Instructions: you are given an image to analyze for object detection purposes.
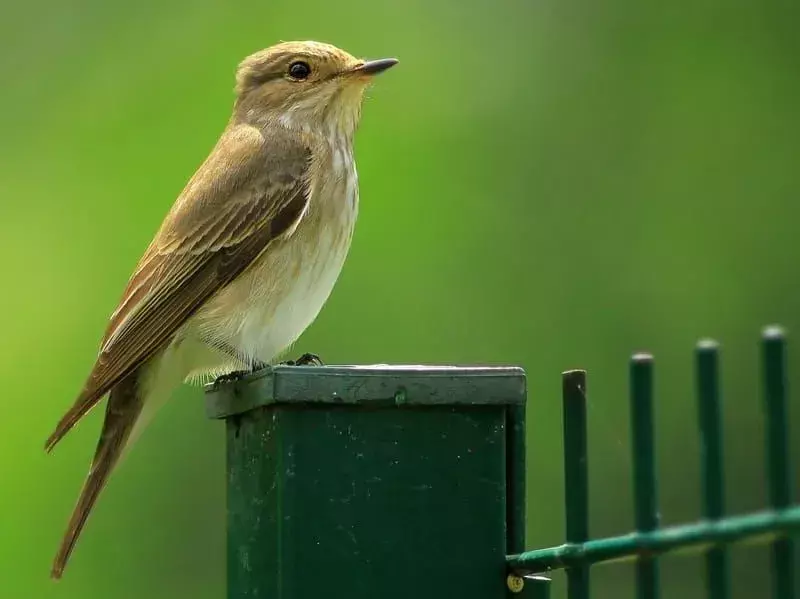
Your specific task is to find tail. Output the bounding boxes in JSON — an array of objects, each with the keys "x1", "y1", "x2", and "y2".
[{"x1": 51, "y1": 371, "x2": 143, "y2": 579}]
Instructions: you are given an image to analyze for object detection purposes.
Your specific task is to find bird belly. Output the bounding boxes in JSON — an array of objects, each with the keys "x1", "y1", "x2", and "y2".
[
  {"x1": 185, "y1": 202, "x2": 356, "y2": 373},
  {"x1": 232, "y1": 231, "x2": 351, "y2": 361}
]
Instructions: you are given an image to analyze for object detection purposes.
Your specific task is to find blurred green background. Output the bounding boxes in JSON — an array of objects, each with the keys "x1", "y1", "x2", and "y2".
[{"x1": 1, "y1": 0, "x2": 798, "y2": 597}]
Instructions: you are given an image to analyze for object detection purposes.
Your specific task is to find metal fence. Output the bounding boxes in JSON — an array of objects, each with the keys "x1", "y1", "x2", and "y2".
[
  {"x1": 207, "y1": 327, "x2": 798, "y2": 599},
  {"x1": 506, "y1": 326, "x2": 799, "y2": 598}
]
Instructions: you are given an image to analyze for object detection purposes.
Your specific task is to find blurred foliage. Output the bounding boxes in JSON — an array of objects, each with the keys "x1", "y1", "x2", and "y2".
[{"x1": 0, "y1": 0, "x2": 798, "y2": 597}]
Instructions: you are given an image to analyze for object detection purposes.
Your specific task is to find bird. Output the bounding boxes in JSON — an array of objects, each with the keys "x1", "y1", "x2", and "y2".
[{"x1": 45, "y1": 40, "x2": 397, "y2": 579}]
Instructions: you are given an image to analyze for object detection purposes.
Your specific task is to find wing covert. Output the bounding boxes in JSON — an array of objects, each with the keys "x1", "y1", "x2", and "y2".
[{"x1": 45, "y1": 125, "x2": 311, "y2": 451}]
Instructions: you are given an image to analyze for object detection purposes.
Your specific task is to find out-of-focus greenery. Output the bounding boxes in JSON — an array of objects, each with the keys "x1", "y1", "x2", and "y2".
[{"x1": 1, "y1": 1, "x2": 798, "y2": 597}]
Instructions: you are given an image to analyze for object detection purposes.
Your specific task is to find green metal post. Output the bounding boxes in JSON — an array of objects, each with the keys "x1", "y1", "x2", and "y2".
[
  {"x1": 562, "y1": 370, "x2": 589, "y2": 599},
  {"x1": 205, "y1": 364, "x2": 527, "y2": 599},
  {"x1": 762, "y1": 327, "x2": 796, "y2": 599},
  {"x1": 696, "y1": 340, "x2": 729, "y2": 599},
  {"x1": 507, "y1": 403, "x2": 527, "y2": 556},
  {"x1": 505, "y1": 402, "x2": 553, "y2": 598},
  {"x1": 630, "y1": 354, "x2": 659, "y2": 599}
]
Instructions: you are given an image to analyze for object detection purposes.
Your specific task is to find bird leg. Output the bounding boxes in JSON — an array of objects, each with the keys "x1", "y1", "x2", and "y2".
[
  {"x1": 211, "y1": 369, "x2": 248, "y2": 388},
  {"x1": 211, "y1": 360, "x2": 268, "y2": 388},
  {"x1": 209, "y1": 340, "x2": 270, "y2": 388},
  {"x1": 249, "y1": 359, "x2": 269, "y2": 372},
  {"x1": 210, "y1": 345, "x2": 322, "y2": 388}
]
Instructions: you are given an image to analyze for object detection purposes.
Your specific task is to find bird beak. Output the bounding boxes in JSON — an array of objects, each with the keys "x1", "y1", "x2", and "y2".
[{"x1": 350, "y1": 58, "x2": 399, "y2": 77}]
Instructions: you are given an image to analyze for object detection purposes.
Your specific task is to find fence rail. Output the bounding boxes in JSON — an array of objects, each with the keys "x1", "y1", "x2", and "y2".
[
  {"x1": 506, "y1": 326, "x2": 797, "y2": 599},
  {"x1": 208, "y1": 327, "x2": 797, "y2": 599}
]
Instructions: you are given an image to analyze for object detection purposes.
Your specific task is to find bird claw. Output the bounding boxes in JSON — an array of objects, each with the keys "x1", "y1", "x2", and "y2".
[
  {"x1": 281, "y1": 353, "x2": 324, "y2": 367},
  {"x1": 211, "y1": 361, "x2": 269, "y2": 389},
  {"x1": 212, "y1": 370, "x2": 249, "y2": 388},
  {"x1": 250, "y1": 360, "x2": 268, "y2": 373},
  {"x1": 214, "y1": 356, "x2": 322, "y2": 386}
]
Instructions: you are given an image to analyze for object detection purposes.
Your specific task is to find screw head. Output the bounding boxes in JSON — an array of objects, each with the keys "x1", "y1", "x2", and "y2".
[{"x1": 507, "y1": 574, "x2": 525, "y2": 593}]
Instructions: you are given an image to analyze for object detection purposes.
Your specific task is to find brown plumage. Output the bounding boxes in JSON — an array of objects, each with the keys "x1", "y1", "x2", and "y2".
[
  {"x1": 46, "y1": 41, "x2": 397, "y2": 578},
  {"x1": 50, "y1": 371, "x2": 142, "y2": 575},
  {"x1": 45, "y1": 127, "x2": 311, "y2": 454}
]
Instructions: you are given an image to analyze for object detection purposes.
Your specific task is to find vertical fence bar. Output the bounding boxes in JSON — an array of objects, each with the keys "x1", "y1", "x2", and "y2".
[
  {"x1": 630, "y1": 354, "x2": 660, "y2": 599},
  {"x1": 696, "y1": 340, "x2": 729, "y2": 599},
  {"x1": 762, "y1": 326, "x2": 796, "y2": 599},
  {"x1": 563, "y1": 370, "x2": 589, "y2": 599}
]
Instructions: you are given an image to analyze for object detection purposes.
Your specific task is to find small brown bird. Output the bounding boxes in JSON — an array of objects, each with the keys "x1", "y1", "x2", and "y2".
[{"x1": 45, "y1": 40, "x2": 397, "y2": 578}]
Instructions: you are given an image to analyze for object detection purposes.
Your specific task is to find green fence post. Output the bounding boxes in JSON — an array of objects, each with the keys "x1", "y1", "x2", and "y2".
[
  {"x1": 762, "y1": 327, "x2": 796, "y2": 599},
  {"x1": 630, "y1": 354, "x2": 660, "y2": 599},
  {"x1": 562, "y1": 370, "x2": 589, "y2": 599},
  {"x1": 696, "y1": 340, "x2": 729, "y2": 599},
  {"x1": 205, "y1": 364, "x2": 527, "y2": 599}
]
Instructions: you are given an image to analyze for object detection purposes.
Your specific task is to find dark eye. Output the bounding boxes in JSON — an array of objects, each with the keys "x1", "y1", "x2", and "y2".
[{"x1": 288, "y1": 61, "x2": 311, "y2": 80}]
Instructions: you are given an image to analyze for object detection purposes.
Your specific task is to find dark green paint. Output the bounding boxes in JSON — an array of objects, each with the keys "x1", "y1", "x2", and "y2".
[
  {"x1": 562, "y1": 370, "x2": 589, "y2": 599},
  {"x1": 206, "y1": 365, "x2": 526, "y2": 419},
  {"x1": 520, "y1": 576, "x2": 551, "y2": 598},
  {"x1": 696, "y1": 340, "x2": 729, "y2": 599},
  {"x1": 507, "y1": 505, "x2": 800, "y2": 572},
  {"x1": 505, "y1": 400, "x2": 552, "y2": 598},
  {"x1": 210, "y1": 365, "x2": 527, "y2": 599},
  {"x1": 762, "y1": 327, "x2": 796, "y2": 599},
  {"x1": 630, "y1": 354, "x2": 659, "y2": 599},
  {"x1": 508, "y1": 327, "x2": 799, "y2": 594},
  {"x1": 506, "y1": 403, "x2": 527, "y2": 555},
  {"x1": 207, "y1": 331, "x2": 800, "y2": 599}
]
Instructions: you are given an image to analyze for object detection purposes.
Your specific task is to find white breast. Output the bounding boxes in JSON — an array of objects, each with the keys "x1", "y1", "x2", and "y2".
[{"x1": 183, "y1": 144, "x2": 359, "y2": 375}]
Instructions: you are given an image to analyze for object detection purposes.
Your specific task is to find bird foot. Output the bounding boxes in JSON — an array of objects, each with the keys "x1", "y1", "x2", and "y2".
[
  {"x1": 212, "y1": 361, "x2": 269, "y2": 388},
  {"x1": 281, "y1": 353, "x2": 324, "y2": 366},
  {"x1": 249, "y1": 360, "x2": 269, "y2": 373},
  {"x1": 211, "y1": 370, "x2": 249, "y2": 388}
]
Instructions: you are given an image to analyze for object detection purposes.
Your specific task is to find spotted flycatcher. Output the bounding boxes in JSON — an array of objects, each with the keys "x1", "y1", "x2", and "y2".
[{"x1": 45, "y1": 40, "x2": 397, "y2": 578}]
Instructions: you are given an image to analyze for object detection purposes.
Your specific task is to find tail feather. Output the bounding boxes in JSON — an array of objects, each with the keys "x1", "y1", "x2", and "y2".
[{"x1": 51, "y1": 372, "x2": 143, "y2": 579}]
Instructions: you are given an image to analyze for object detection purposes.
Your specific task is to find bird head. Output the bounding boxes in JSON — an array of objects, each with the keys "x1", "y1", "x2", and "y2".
[{"x1": 234, "y1": 41, "x2": 398, "y2": 139}]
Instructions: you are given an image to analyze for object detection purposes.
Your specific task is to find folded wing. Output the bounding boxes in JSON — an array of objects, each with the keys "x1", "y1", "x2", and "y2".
[{"x1": 45, "y1": 125, "x2": 311, "y2": 451}]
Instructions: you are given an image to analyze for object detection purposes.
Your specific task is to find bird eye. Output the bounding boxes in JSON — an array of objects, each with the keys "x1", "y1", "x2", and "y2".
[{"x1": 288, "y1": 61, "x2": 311, "y2": 80}]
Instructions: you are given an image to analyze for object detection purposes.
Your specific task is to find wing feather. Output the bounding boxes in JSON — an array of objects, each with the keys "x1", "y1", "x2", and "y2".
[{"x1": 45, "y1": 125, "x2": 311, "y2": 451}]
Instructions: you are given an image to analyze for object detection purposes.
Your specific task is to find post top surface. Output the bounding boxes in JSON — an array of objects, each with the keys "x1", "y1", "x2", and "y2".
[{"x1": 204, "y1": 364, "x2": 526, "y2": 419}]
